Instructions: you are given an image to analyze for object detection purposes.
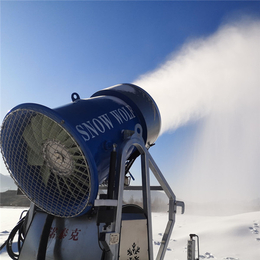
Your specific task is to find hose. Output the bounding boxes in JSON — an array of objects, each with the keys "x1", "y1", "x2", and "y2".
[{"x1": 0, "y1": 211, "x2": 28, "y2": 260}]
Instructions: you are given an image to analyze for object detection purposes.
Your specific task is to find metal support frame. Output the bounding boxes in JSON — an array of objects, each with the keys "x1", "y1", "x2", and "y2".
[
  {"x1": 95, "y1": 124, "x2": 185, "y2": 260},
  {"x1": 148, "y1": 154, "x2": 185, "y2": 260}
]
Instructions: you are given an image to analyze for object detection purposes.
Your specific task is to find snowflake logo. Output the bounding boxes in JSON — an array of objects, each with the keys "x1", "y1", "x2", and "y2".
[{"x1": 127, "y1": 242, "x2": 140, "y2": 260}]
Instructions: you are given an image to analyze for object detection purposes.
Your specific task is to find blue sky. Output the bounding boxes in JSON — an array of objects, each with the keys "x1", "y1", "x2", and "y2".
[
  {"x1": 2, "y1": 1, "x2": 259, "y2": 110},
  {"x1": 1, "y1": 1, "x2": 260, "y2": 202}
]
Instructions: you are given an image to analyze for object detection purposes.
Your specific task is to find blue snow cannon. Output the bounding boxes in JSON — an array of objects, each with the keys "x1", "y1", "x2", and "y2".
[{"x1": 0, "y1": 84, "x2": 161, "y2": 217}]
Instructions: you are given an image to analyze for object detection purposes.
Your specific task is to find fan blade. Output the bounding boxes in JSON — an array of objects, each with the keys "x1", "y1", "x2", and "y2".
[
  {"x1": 23, "y1": 123, "x2": 42, "y2": 155},
  {"x1": 56, "y1": 130, "x2": 70, "y2": 143},
  {"x1": 31, "y1": 114, "x2": 44, "y2": 146},
  {"x1": 27, "y1": 146, "x2": 44, "y2": 166},
  {"x1": 41, "y1": 163, "x2": 51, "y2": 186},
  {"x1": 68, "y1": 146, "x2": 80, "y2": 154},
  {"x1": 72, "y1": 155, "x2": 84, "y2": 161},
  {"x1": 61, "y1": 177, "x2": 77, "y2": 199},
  {"x1": 49, "y1": 122, "x2": 62, "y2": 140},
  {"x1": 42, "y1": 116, "x2": 55, "y2": 140},
  {"x1": 74, "y1": 165, "x2": 90, "y2": 176},
  {"x1": 63, "y1": 137, "x2": 75, "y2": 148},
  {"x1": 54, "y1": 174, "x2": 63, "y2": 196},
  {"x1": 72, "y1": 173, "x2": 90, "y2": 188},
  {"x1": 69, "y1": 177, "x2": 86, "y2": 194}
]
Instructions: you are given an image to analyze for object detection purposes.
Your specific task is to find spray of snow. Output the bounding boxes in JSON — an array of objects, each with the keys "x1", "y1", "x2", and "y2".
[{"x1": 134, "y1": 18, "x2": 260, "y2": 203}]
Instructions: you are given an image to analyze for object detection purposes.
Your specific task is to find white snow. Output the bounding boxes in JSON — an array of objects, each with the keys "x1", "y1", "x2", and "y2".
[
  {"x1": 0, "y1": 207, "x2": 260, "y2": 260},
  {"x1": 152, "y1": 211, "x2": 260, "y2": 260}
]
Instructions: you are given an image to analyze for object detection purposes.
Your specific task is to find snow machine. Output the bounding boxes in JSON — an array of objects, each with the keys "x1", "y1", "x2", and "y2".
[{"x1": 0, "y1": 83, "x2": 185, "y2": 260}]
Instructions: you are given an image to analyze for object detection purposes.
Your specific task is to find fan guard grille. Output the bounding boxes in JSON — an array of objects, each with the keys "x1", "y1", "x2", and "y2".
[{"x1": 0, "y1": 108, "x2": 92, "y2": 217}]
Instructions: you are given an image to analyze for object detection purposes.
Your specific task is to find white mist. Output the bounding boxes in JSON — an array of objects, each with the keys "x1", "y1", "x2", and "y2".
[{"x1": 134, "y1": 18, "x2": 260, "y2": 205}]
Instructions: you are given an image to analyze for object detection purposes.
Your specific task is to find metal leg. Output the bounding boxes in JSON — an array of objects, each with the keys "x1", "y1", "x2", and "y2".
[{"x1": 95, "y1": 124, "x2": 184, "y2": 260}]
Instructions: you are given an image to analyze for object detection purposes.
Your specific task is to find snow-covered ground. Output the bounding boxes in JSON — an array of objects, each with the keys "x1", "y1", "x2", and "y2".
[
  {"x1": 153, "y1": 211, "x2": 260, "y2": 260},
  {"x1": 0, "y1": 207, "x2": 259, "y2": 260}
]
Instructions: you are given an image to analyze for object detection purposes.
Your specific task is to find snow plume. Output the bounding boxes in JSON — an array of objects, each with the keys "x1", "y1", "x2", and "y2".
[
  {"x1": 134, "y1": 18, "x2": 260, "y2": 134},
  {"x1": 134, "y1": 18, "x2": 260, "y2": 204}
]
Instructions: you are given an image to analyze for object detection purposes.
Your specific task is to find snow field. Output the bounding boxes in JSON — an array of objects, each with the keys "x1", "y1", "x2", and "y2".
[
  {"x1": 152, "y1": 212, "x2": 260, "y2": 260},
  {"x1": 0, "y1": 208, "x2": 260, "y2": 260}
]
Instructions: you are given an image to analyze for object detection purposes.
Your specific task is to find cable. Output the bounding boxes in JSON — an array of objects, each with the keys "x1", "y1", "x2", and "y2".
[
  {"x1": 0, "y1": 240, "x2": 7, "y2": 252},
  {"x1": 18, "y1": 210, "x2": 28, "y2": 254},
  {"x1": 19, "y1": 210, "x2": 28, "y2": 220},
  {"x1": 6, "y1": 217, "x2": 26, "y2": 260},
  {"x1": 97, "y1": 225, "x2": 110, "y2": 260},
  {"x1": 0, "y1": 210, "x2": 28, "y2": 259},
  {"x1": 97, "y1": 225, "x2": 104, "y2": 251}
]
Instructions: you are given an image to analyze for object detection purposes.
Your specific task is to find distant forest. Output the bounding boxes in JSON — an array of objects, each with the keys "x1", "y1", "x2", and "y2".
[
  {"x1": 0, "y1": 190, "x2": 169, "y2": 212},
  {"x1": 0, "y1": 190, "x2": 30, "y2": 207}
]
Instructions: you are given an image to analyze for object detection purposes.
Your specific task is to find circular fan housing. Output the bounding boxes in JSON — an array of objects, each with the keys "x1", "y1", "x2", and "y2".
[{"x1": 0, "y1": 108, "x2": 96, "y2": 217}]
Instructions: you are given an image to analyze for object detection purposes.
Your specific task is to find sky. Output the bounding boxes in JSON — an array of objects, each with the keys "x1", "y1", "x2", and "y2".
[{"x1": 1, "y1": 1, "x2": 260, "y2": 205}]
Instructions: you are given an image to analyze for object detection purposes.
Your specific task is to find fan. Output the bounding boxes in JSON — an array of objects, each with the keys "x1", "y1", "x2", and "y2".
[
  {"x1": 0, "y1": 84, "x2": 161, "y2": 218},
  {"x1": 1, "y1": 108, "x2": 93, "y2": 218},
  {"x1": 23, "y1": 113, "x2": 89, "y2": 194}
]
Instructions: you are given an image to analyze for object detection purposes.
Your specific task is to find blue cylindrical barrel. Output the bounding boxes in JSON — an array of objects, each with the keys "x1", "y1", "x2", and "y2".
[{"x1": 0, "y1": 84, "x2": 161, "y2": 217}]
